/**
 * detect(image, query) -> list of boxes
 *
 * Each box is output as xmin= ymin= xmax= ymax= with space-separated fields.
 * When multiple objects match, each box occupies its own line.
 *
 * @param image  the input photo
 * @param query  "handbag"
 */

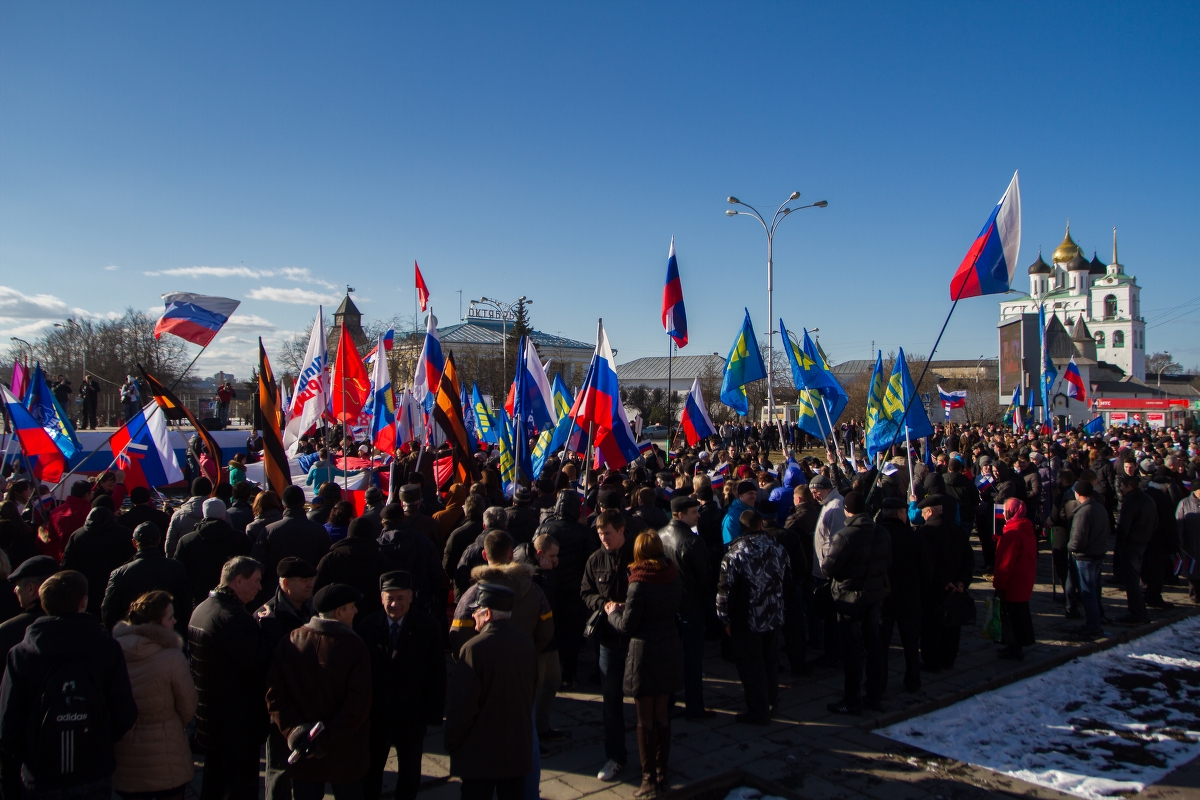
xmin=942 ymin=590 xmax=978 ymax=627
xmin=583 ymin=608 xmax=604 ymax=640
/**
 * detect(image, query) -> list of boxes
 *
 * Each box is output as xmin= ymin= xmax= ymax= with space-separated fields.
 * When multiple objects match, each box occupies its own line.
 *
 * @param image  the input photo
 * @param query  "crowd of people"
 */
xmin=0 ymin=416 xmax=1196 ymax=800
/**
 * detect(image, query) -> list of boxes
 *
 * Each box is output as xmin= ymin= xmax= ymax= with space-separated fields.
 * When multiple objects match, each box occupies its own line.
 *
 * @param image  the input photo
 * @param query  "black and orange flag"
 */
xmin=432 ymin=352 xmax=478 ymax=487
xmin=258 ymin=338 xmax=293 ymax=495
xmin=138 ymin=364 xmax=223 ymax=488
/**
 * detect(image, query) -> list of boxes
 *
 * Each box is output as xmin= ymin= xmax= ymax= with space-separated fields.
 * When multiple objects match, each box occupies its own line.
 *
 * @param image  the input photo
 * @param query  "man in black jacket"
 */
xmin=658 ymin=496 xmax=714 ymax=719
xmin=254 ymin=557 xmax=316 ymax=800
xmin=360 ymin=571 xmax=446 ymax=800
xmin=0 ymin=557 xmax=57 ymax=675
xmin=941 ymin=458 xmax=979 ymax=535
xmin=444 ymin=496 xmax=485 ymax=581
xmin=189 ymin=556 xmax=270 ymax=800
xmin=61 ymin=507 xmax=135 ymax=622
xmin=1115 ymin=475 xmax=1158 ymax=624
xmin=251 ymin=485 xmax=332 ymax=607
xmin=581 ymin=509 xmax=635 ymax=783
xmin=101 ymin=522 xmax=191 ymax=637
xmin=504 ymin=486 xmax=541 ymax=546
xmin=918 ymin=494 xmax=974 ymax=670
xmin=377 ymin=504 xmax=442 ymax=622
xmin=315 ymin=517 xmax=390 ymax=619
xmin=0 ymin=570 xmax=137 ymax=800
xmin=824 ymin=492 xmax=891 ymax=714
xmin=117 ymin=486 xmax=170 ymax=534
xmin=534 ymin=490 xmax=595 ymax=689
xmin=176 ymin=499 xmax=251 ymax=608
xmin=877 ymin=499 xmax=928 ymax=693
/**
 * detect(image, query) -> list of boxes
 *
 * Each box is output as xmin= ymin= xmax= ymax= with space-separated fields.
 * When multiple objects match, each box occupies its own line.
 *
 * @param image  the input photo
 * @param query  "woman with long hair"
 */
xmin=245 ymin=489 xmax=283 ymax=547
xmin=994 ymin=497 xmax=1038 ymax=660
xmin=606 ymin=532 xmax=682 ymax=797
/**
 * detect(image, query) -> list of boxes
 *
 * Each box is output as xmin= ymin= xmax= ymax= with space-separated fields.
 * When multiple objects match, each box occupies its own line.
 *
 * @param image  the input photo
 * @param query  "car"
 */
xmin=642 ymin=424 xmax=668 ymax=437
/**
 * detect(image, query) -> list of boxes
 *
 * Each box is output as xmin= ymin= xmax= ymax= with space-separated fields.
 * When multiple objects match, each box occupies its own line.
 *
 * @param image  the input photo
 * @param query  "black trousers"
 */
xmin=365 ymin=726 xmax=426 ymax=800
xmin=879 ymin=604 xmax=921 ymax=691
xmin=1119 ymin=543 xmax=1148 ymax=620
xmin=200 ymin=745 xmax=261 ymax=800
xmin=459 ymin=777 xmax=525 ymax=800
xmin=555 ymin=603 xmax=586 ymax=683
xmin=920 ymin=598 xmax=961 ymax=669
xmin=837 ymin=604 xmax=883 ymax=709
xmin=1143 ymin=539 xmax=1168 ymax=603
xmin=730 ymin=627 xmax=779 ymax=719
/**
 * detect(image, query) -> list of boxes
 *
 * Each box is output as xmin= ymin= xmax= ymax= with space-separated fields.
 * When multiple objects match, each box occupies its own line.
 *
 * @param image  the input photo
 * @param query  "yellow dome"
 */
xmin=1052 ymin=224 xmax=1081 ymax=263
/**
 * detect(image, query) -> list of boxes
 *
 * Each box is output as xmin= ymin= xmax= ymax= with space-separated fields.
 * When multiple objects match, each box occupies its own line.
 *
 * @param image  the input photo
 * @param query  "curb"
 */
xmin=860 ymin=606 xmax=1200 ymax=732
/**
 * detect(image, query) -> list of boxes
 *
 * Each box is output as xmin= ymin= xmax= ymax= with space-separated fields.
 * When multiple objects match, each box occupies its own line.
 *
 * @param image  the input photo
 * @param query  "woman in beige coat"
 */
xmin=113 ymin=591 xmax=199 ymax=799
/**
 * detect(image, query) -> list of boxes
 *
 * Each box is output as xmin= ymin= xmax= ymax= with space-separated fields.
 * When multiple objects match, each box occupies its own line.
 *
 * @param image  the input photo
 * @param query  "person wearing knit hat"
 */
xmin=175 ymin=496 xmax=248 ymax=609
xmin=266 ymin=583 xmax=372 ymax=797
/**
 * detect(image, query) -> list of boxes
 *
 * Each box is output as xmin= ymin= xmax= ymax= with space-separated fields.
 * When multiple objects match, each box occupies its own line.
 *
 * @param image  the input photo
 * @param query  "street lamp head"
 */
xmin=725 ymin=210 xmax=737 ymax=217
xmin=781 ymin=208 xmax=792 ymax=215
xmin=726 ymin=196 xmax=739 ymax=204
xmin=814 ymin=200 xmax=829 ymax=208
xmin=788 ymin=191 xmax=800 ymax=201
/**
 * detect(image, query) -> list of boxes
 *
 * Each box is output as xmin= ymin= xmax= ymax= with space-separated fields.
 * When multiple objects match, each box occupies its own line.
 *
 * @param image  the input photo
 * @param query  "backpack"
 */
xmin=32 ymin=658 xmax=110 ymax=781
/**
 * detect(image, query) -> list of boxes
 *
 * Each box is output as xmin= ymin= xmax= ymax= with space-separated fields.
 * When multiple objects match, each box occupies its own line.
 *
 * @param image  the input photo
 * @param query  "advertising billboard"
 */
xmin=998 ymin=320 xmax=1023 ymax=399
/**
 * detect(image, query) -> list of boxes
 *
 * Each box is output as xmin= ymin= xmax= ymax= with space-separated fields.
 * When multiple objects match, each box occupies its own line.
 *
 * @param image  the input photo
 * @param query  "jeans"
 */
xmin=837 ymin=604 xmax=883 ymax=709
xmin=1072 ymin=555 xmax=1105 ymax=633
xmin=293 ymin=780 xmax=363 ymax=800
xmin=460 ymin=777 xmax=524 ymax=800
xmin=598 ymin=644 xmax=628 ymax=764
xmin=22 ymin=778 xmax=112 ymax=800
xmin=730 ymin=627 xmax=779 ymax=720
xmin=677 ymin=609 xmax=707 ymax=714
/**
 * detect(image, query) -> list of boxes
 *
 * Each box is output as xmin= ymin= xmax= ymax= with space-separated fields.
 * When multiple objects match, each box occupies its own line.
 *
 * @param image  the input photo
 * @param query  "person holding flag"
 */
xmin=109 ymin=400 xmax=186 ymax=492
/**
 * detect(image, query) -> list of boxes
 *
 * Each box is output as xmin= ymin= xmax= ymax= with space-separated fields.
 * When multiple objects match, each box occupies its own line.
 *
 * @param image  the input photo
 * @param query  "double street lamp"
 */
xmin=471 ymin=296 xmax=531 ymax=383
xmin=725 ymin=192 xmax=827 ymax=427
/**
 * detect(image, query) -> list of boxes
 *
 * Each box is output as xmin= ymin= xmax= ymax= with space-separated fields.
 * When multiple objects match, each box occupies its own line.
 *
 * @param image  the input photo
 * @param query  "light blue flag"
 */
xmin=471 ymin=383 xmax=499 ymax=445
xmin=1039 ymin=304 xmax=1056 ymax=423
xmin=864 ymin=351 xmax=890 ymax=459
xmin=801 ymin=329 xmax=849 ymax=426
xmin=720 ymin=309 xmax=766 ymax=416
xmin=780 ymin=318 xmax=832 ymax=441
xmin=532 ymin=374 xmax=576 ymax=478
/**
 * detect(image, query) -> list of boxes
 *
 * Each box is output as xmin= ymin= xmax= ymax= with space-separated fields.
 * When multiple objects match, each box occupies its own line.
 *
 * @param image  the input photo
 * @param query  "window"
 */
xmin=1095 ymin=331 xmax=1105 ymax=348
xmin=1113 ymin=330 xmax=1125 ymax=348
xmin=1104 ymin=295 xmax=1117 ymax=319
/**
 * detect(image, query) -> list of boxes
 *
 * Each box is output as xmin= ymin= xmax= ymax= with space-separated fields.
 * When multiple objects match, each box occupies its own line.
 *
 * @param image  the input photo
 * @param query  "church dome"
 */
xmin=1088 ymin=251 xmax=1106 ymax=275
xmin=1027 ymin=252 xmax=1052 ymax=275
xmin=1052 ymin=225 xmax=1081 ymax=263
xmin=1065 ymin=251 xmax=1089 ymax=272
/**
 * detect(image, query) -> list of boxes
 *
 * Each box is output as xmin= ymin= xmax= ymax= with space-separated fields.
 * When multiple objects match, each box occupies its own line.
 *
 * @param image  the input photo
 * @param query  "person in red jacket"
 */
xmin=42 ymin=480 xmax=92 ymax=562
xmin=993 ymin=497 xmax=1037 ymax=660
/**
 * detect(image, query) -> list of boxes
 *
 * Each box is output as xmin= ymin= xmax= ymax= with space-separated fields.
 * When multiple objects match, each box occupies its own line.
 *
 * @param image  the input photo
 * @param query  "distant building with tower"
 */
xmin=327 ymin=292 xmax=369 ymax=354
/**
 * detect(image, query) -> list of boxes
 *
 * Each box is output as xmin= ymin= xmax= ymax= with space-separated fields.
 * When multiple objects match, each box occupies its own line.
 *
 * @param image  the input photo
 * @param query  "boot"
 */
xmin=634 ymin=724 xmax=658 ymax=798
xmin=655 ymin=718 xmax=671 ymax=794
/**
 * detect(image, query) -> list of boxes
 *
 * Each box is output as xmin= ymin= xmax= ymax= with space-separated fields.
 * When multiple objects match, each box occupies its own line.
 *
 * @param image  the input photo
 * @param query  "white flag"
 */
xmin=283 ymin=309 xmax=331 ymax=455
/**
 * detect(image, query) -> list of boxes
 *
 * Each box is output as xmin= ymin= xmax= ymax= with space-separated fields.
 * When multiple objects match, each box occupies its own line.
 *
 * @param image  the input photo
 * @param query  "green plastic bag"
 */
xmin=982 ymin=596 xmax=1003 ymax=642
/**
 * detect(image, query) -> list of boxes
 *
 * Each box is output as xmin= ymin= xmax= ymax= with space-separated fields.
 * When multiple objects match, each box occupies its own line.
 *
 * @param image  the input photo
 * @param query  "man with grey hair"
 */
xmin=189 ymin=556 xmax=270 ymax=800
xmin=453 ymin=506 xmax=508 ymax=598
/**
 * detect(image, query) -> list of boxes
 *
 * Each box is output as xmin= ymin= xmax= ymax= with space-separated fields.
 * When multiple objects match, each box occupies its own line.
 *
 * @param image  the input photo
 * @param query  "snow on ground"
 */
xmin=879 ymin=616 xmax=1200 ymax=799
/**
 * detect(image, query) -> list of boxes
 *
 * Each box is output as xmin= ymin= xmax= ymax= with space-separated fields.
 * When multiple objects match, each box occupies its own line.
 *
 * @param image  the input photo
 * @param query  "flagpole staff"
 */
xmin=725 ymin=193 xmax=828 ymax=439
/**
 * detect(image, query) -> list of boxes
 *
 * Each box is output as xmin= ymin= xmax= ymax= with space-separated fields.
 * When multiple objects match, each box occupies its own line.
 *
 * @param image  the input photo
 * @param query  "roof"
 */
xmin=617 ymin=355 xmax=725 ymax=382
xmin=334 ymin=294 xmax=361 ymax=318
xmin=1027 ymin=253 xmax=1052 ymax=275
xmin=1065 ymin=252 xmax=1089 ymax=272
xmin=830 ymin=358 xmax=998 ymax=377
xmin=1088 ymin=253 xmax=1106 ymax=275
xmin=435 ymin=319 xmax=592 ymax=351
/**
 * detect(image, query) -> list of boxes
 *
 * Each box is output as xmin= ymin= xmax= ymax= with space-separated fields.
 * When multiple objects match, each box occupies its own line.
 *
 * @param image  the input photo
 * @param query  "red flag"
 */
xmin=415 ymin=261 xmax=430 ymax=312
xmin=331 ymin=323 xmax=371 ymax=424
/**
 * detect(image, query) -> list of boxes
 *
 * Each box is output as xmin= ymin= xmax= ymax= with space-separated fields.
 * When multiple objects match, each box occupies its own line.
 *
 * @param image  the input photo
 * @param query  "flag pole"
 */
xmin=667 ymin=336 xmax=673 ymax=443
xmin=341 ymin=321 xmax=348 ymax=493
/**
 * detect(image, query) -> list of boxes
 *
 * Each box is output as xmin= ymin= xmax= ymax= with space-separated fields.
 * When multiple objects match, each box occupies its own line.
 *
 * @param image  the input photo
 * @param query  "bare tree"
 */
xmin=1146 ymin=351 xmax=1182 ymax=385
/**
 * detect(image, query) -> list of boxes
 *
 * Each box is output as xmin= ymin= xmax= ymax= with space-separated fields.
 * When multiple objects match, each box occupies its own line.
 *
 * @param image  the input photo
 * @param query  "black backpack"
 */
xmin=33 ymin=658 xmax=110 ymax=780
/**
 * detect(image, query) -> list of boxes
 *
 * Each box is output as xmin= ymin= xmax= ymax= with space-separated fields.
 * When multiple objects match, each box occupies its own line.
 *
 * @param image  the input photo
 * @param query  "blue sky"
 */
xmin=2 ymin=2 xmax=1197 ymax=379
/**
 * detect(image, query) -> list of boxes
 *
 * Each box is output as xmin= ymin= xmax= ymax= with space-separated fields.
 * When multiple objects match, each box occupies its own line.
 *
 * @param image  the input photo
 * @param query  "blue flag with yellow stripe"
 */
xmin=801 ymin=329 xmax=849 ymax=426
xmin=868 ymin=348 xmax=934 ymax=458
xmin=864 ymin=351 xmax=888 ymax=459
xmin=471 ymin=383 xmax=499 ymax=445
xmin=720 ymin=309 xmax=766 ymax=416
xmin=781 ymin=318 xmax=832 ymax=441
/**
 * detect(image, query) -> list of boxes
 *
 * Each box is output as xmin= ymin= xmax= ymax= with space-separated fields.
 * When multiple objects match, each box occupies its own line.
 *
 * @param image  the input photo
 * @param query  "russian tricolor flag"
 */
xmin=680 ymin=378 xmax=716 ymax=446
xmin=1064 ymin=356 xmax=1087 ymax=404
xmin=0 ymin=385 xmax=67 ymax=483
xmin=153 ymin=293 xmax=241 ymax=347
xmin=111 ymin=400 xmax=185 ymax=490
xmin=937 ymin=385 xmax=967 ymax=409
xmin=949 ymin=172 xmax=1021 ymax=300
xmin=412 ymin=310 xmax=444 ymax=413
xmin=365 ymin=333 xmax=397 ymax=453
xmin=661 ymin=237 xmax=688 ymax=348
xmin=572 ymin=320 xmax=642 ymax=470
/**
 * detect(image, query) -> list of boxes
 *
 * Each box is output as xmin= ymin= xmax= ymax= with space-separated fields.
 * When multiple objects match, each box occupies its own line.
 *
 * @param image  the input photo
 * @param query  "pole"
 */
xmin=584 ymin=421 xmax=596 ymax=487
xmin=818 ymin=398 xmax=845 ymax=465
xmin=766 ymin=230 xmax=775 ymax=437
xmin=341 ymin=322 xmax=348 ymax=492
xmin=667 ymin=337 xmax=673 ymax=441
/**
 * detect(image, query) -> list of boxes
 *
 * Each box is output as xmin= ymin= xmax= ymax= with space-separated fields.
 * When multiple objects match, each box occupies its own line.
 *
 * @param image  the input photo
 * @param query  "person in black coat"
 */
xmin=101 ymin=522 xmax=191 ymax=638
xmin=877 ymin=498 xmax=929 ymax=692
xmin=175 ymin=500 xmax=252 ymax=609
xmin=376 ymin=505 xmax=443 ymax=622
xmin=1143 ymin=470 xmax=1182 ymax=609
xmin=0 ymin=557 xmax=57 ymax=678
xmin=250 ymin=485 xmax=332 ymax=607
xmin=359 ymin=571 xmax=446 ymax=800
xmin=0 ymin=502 xmax=40 ymax=575
xmin=658 ymin=497 xmax=714 ymax=718
xmin=60 ymin=507 xmax=135 ymax=621
xmin=0 ymin=570 xmax=137 ymax=800
xmin=315 ymin=517 xmax=390 ymax=619
xmin=188 ymin=556 xmax=270 ymax=800
xmin=504 ymin=487 xmax=542 ymax=546
xmin=444 ymin=497 xmax=485 ymax=581
xmin=253 ymin=557 xmax=316 ymax=800
xmin=534 ymin=490 xmax=596 ymax=688
xmin=917 ymin=495 xmax=974 ymax=671
xmin=117 ymin=487 xmax=171 ymax=538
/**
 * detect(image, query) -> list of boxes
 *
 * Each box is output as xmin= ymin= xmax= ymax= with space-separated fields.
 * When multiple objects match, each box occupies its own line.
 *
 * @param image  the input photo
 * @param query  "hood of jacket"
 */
xmin=329 ymin=534 xmax=378 ymax=558
xmin=21 ymin=613 xmax=110 ymax=659
xmin=553 ymin=490 xmax=582 ymax=520
xmin=84 ymin=507 xmax=116 ymax=532
xmin=470 ymin=561 xmax=535 ymax=599
xmin=194 ymin=517 xmax=236 ymax=542
xmin=782 ymin=461 xmax=806 ymax=490
xmin=178 ymin=495 xmax=206 ymax=521
xmin=113 ymin=620 xmax=183 ymax=663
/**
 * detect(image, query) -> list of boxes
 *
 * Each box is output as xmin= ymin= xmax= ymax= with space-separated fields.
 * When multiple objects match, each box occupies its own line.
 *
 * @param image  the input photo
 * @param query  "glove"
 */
xmin=287 ymin=725 xmax=312 ymax=753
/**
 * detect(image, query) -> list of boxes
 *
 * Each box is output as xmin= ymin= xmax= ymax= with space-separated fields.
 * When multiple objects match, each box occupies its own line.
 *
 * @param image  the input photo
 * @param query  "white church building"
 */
xmin=999 ymin=225 xmax=1144 ymax=381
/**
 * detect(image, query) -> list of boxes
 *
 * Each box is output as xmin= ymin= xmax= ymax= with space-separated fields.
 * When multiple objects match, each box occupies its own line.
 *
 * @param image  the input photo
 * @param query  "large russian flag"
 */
xmin=949 ymin=171 xmax=1021 ymax=300
xmin=680 ymin=378 xmax=716 ymax=446
xmin=412 ymin=310 xmax=444 ymax=413
xmin=572 ymin=320 xmax=641 ymax=470
xmin=661 ymin=237 xmax=688 ymax=348
xmin=153 ymin=293 xmax=241 ymax=347
xmin=111 ymin=400 xmax=185 ymax=490
xmin=1063 ymin=356 xmax=1087 ymax=404
xmin=0 ymin=385 xmax=66 ymax=483
xmin=937 ymin=385 xmax=967 ymax=409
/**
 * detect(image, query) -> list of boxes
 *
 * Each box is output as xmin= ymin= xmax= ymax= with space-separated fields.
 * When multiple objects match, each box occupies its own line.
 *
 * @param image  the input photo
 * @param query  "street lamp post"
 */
xmin=9 ymin=337 xmax=33 ymax=365
xmin=725 ymin=193 xmax=827 ymax=428
xmin=1158 ymin=351 xmax=1171 ymax=388
xmin=470 ymin=296 xmax=531 ymax=383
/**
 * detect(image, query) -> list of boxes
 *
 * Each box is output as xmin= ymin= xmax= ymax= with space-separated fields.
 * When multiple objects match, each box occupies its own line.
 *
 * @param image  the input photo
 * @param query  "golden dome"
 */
xmin=1052 ymin=223 xmax=1081 ymax=263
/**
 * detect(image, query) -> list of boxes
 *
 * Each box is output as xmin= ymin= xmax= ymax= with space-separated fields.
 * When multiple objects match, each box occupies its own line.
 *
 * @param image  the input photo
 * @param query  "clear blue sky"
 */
xmin=2 ymin=2 xmax=1197 ymax=380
